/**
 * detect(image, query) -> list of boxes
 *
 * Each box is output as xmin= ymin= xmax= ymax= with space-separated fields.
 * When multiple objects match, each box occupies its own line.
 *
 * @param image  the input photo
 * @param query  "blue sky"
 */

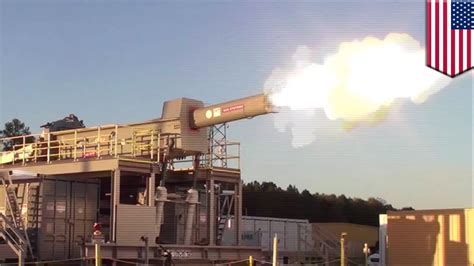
xmin=1 ymin=1 xmax=472 ymax=209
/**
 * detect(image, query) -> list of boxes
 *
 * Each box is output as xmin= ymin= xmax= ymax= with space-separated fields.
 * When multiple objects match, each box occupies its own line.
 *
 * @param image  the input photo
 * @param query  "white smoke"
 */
xmin=265 ymin=33 xmax=452 ymax=147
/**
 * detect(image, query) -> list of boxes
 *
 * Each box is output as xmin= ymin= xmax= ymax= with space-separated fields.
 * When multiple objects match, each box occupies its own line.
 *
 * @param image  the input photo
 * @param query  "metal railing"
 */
xmin=312 ymin=224 xmax=352 ymax=262
xmin=0 ymin=174 xmax=34 ymax=258
xmin=0 ymin=126 xmax=179 ymax=166
xmin=0 ymin=212 xmax=27 ymax=258
xmin=205 ymin=140 xmax=241 ymax=169
xmin=171 ymin=140 xmax=241 ymax=170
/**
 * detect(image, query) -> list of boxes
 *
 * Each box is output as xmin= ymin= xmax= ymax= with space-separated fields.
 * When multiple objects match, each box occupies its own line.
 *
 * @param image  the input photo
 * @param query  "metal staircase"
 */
xmin=216 ymin=217 xmax=227 ymax=245
xmin=0 ymin=175 xmax=34 ymax=259
xmin=216 ymin=190 xmax=235 ymax=245
xmin=26 ymin=184 xmax=40 ymax=255
xmin=0 ymin=212 xmax=28 ymax=263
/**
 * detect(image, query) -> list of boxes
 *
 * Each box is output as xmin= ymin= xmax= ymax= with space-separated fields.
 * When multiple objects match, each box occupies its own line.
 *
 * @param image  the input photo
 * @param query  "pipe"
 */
xmin=192 ymin=94 xmax=273 ymax=128
xmin=192 ymin=155 xmax=200 ymax=188
xmin=340 ymin=232 xmax=347 ymax=266
xmin=160 ymin=159 xmax=168 ymax=187
xmin=155 ymin=186 xmax=167 ymax=240
xmin=95 ymin=243 xmax=101 ymax=266
xmin=141 ymin=236 xmax=149 ymax=265
xmin=272 ymin=234 xmax=278 ymax=266
xmin=183 ymin=188 xmax=199 ymax=245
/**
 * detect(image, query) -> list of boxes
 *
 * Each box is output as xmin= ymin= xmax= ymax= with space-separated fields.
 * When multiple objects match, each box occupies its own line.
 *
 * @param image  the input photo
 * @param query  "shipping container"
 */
xmin=222 ymin=216 xmax=316 ymax=264
xmin=0 ymin=176 xmax=99 ymax=261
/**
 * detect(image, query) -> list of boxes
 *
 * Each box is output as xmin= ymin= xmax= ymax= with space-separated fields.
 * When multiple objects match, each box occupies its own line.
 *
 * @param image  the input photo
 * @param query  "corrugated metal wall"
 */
xmin=387 ymin=208 xmax=474 ymax=266
xmin=37 ymin=179 xmax=98 ymax=260
xmin=159 ymin=201 xmax=187 ymax=244
xmin=196 ymin=190 xmax=208 ymax=245
xmin=222 ymin=216 xmax=313 ymax=253
xmin=69 ymin=181 xmax=98 ymax=258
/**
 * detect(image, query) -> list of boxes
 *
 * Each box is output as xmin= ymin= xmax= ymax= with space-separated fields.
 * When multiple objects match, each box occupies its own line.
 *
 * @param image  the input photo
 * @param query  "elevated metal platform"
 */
xmin=84 ymin=243 xmax=263 ymax=263
xmin=0 ymin=92 xmax=273 ymax=264
xmin=0 ymin=121 xmax=253 ymax=264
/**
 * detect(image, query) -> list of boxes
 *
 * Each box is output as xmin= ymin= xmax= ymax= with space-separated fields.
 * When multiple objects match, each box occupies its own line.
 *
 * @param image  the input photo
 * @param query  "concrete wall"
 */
xmin=386 ymin=208 xmax=474 ymax=266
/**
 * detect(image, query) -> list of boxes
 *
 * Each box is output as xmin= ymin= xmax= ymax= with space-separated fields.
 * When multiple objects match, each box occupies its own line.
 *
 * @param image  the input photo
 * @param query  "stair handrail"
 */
xmin=313 ymin=224 xmax=340 ymax=247
xmin=0 ymin=174 xmax=34 ymax=258
xmin=216 ymin=216 xmax=228 ymax=244
xmin=312 ymin=224 xmax=341 ymax=259
xmin=0 ymin=212 xmax=27 ymax=256
xmin=1 ymin=176 xmax=20 ymax=229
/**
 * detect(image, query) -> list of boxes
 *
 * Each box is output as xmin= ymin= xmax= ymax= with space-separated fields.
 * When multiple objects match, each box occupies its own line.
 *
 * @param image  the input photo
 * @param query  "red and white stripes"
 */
xmin=427 ymin=0 xmax=473 ymax=77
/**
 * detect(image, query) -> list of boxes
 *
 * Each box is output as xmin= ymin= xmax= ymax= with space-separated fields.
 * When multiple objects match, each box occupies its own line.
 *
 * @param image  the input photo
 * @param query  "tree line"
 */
xmin=242 ymin=181 xmax=412 ymax=227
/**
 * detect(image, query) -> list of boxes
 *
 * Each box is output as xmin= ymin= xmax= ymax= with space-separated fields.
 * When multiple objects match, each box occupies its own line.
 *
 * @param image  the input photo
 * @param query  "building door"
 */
xmin=39 ymin=179 xmax=98 ymax=260
xmin=68 ymin=181 xmax=98 ymax=258
xmin=39 ymin=179 xmax=69 ymax=260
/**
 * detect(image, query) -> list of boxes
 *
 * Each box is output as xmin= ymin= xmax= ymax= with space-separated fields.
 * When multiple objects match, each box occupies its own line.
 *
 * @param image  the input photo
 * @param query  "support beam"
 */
xmin=111 ymin=169 xmax=120 ymax=242
xmin=146 ymin=173 xmax=155 ymax=206
xmin=208 ymin=178 xmax=215 ymax=246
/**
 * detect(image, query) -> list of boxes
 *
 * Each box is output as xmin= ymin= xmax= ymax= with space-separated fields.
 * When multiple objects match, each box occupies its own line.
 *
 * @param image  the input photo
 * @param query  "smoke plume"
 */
xmin=265 ymin=33 xmax=451 ymax=147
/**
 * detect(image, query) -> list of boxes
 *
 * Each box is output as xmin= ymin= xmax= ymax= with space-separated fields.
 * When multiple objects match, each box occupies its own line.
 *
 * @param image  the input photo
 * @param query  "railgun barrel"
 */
xmin=192 ymin=93 xmax=274 ymax=128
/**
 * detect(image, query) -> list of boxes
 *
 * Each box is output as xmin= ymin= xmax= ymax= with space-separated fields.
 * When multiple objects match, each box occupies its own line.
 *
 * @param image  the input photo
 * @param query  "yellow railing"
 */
xmin=171 ymin=140 xmax=241 ymax=170
xmin=0 ymin=126 xmax=178 ymax=166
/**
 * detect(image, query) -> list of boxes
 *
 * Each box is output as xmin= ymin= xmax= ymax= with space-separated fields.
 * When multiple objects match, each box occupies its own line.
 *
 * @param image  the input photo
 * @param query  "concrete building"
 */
xmin=379 ymin=208 xmax=474 ymax=265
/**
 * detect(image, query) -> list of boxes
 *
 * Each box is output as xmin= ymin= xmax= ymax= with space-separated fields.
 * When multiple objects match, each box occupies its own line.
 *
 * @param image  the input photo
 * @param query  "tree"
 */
xmin=0 ymin=119 xmax=35 ymax=151
xmin=261 ymin=182 xmax=280 ymax=192
xmin=301 ymin=189 xmax=311 ymax=198
xmin=286 ymin=184 xmax=299 ymax=194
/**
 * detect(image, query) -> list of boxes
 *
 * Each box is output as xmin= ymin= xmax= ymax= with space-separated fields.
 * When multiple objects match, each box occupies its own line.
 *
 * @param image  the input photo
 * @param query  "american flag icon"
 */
xmin=427 ymin=0 xmax=473 ymax=77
